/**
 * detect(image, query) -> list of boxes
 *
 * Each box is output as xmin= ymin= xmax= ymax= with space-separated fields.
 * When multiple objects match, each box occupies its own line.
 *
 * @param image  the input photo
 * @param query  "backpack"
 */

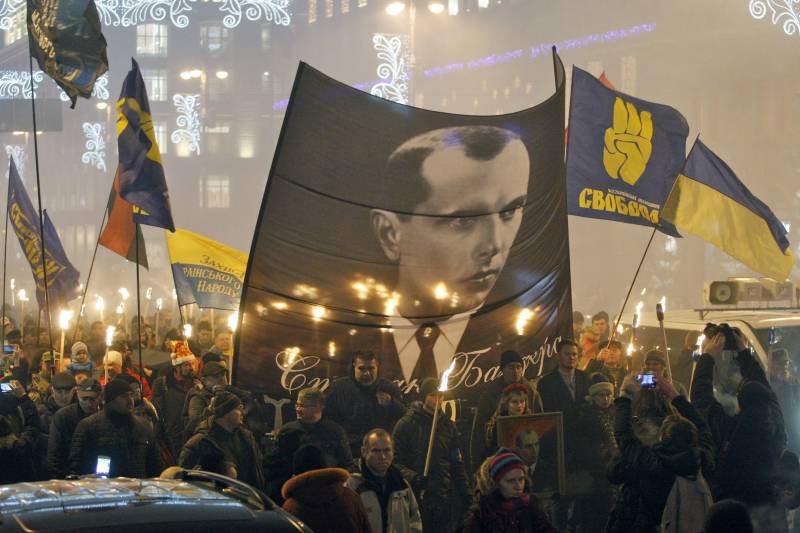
xmin=660 ymin=472 xmax=713 ymax=533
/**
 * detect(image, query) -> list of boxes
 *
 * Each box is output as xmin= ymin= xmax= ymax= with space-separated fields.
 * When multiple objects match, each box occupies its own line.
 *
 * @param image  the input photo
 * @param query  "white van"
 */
xmin=617 ymin=308 xmax=800 ymax=382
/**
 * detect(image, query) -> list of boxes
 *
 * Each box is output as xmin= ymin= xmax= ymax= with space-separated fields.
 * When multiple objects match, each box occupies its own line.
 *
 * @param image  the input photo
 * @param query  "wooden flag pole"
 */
xmin=72 ymin=207 xmax=108 ymax=340
xmin=134 ymin=224 xmax=144 ymax=397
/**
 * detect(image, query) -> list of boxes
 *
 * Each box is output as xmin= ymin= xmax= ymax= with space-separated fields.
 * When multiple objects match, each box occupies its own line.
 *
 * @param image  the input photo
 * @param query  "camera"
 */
xmin=96 ymin=456 xmax=111 ymax=476
xmin=636 ymin=372 xmax=657 ymax=389
xmin=2 ymin=345 xmax=16 ymax=355
xmin=0 ymin=382 xmax=12 ymax=393
xmin=703 ymin=322 xmax=738 ymax=351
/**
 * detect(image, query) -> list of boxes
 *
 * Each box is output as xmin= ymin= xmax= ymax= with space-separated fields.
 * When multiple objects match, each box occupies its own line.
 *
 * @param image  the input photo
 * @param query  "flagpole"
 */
xmin=134 ymin=223 xmax=144 ymax=398
xmin=608 ymin=226 xmax=658 ymax=346
xmin=27 ymin=55 xmax=54 ymax=355
xmin=1 ymin=173 xmax=9 ymax=348
xmin=72 ymin=208 xmax=108 ymax=340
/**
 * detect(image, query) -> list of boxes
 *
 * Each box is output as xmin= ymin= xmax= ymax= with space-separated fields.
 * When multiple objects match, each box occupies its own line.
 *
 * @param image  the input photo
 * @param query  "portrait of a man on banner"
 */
xmin=236 ymin=51 xmax=573 ymax=402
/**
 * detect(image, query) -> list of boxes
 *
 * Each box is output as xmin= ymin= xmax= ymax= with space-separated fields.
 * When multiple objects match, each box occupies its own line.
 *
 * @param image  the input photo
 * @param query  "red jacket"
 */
xmin=282 ymin=468 xmax=372 ymax=533
xmin=100 ymin=368 xmax=152 ymax=399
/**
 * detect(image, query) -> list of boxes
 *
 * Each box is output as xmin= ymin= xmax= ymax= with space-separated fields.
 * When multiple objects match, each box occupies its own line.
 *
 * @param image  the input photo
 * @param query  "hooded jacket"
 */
xmin=282 ymin=467 xmax=372 ymax=533
xmin=605 ymin=395 xmax=714 ymax=533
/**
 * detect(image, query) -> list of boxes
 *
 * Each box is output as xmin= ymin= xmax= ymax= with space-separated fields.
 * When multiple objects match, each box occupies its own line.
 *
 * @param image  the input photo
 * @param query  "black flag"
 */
xmin=27 ymin=0 xmax=109 ymax=108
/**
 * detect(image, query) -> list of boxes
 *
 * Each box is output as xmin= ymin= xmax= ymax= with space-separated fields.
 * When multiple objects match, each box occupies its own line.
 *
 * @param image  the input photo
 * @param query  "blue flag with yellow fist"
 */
xmin=566 ymin=67 xmax=688 ymax=236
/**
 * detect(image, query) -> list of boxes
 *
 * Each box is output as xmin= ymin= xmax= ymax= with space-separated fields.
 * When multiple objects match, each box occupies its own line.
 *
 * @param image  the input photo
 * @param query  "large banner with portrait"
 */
xmin=235 ymin=50 xmax=572 ymax=403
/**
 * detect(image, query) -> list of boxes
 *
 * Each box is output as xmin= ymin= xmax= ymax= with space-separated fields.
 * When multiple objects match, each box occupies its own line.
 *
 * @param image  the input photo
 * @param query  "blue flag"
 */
xmin=7 ymin=159 xmax=80 ymax=309
xmin=116 ymin=58 xmax=175 ymax=232
xmin=566 ymin=67 xmax=688 ymax=236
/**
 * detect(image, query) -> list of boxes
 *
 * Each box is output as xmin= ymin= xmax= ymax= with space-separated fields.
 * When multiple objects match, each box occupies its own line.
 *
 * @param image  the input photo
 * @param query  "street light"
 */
xmin=386 ymin=1 xmax=405 ymax=15
xmin=428 ymin=1 xmax=445 ymax=13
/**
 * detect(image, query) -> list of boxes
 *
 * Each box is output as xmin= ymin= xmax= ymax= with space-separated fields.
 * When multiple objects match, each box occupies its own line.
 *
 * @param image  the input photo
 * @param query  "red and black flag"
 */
xmin=98 ymin=170 xmax=148 ymax=269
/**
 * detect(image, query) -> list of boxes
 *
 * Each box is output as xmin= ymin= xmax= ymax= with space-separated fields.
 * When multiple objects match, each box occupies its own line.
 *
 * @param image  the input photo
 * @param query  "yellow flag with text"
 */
xmin=165 ymin=228 xmax=248 ymax=310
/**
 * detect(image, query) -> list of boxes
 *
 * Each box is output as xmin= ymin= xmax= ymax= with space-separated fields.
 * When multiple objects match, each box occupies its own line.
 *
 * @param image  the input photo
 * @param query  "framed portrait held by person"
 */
xmin=496 ymin=411 xmax=565 ymax=497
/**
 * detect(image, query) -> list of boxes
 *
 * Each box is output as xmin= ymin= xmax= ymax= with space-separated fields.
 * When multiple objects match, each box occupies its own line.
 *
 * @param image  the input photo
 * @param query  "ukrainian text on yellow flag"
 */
xmin=166 ymin=228 xmax=248 ymax=310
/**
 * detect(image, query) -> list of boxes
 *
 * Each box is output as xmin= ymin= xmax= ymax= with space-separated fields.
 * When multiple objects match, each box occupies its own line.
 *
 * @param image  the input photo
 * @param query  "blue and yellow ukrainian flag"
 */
xmin=116 ymin=58 xmax=175 ymax=232
xmin=662 ymin=140 xmax=793 ymax=280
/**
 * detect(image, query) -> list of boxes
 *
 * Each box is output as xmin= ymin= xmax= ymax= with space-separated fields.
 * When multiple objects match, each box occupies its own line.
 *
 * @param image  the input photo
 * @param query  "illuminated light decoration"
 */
xmin=1 ymin=0 xmax=289 ymax=29
xmin=0 ymin=0 xmax=24 ymax=30
xmin=171 ymin=94 xmax=201 ymax=155
xmin=428 ymin=1 xmax=445 ymax=14
xmin=328 ymin=341 xmax=336 ymax=357
xmin=423 ymin=23 xmax=657 ymax=78
xmin=60 ymin=72 xmax=109 ymax=102
xmin=81 ymin=122 xmax=107 ymax=172
xmin=272 ymin=301 xmax=288 ymax=309
xmin=749 ymin=0 xmax=800 ymax=36
xmin=311 ymin=305 xmax=326 ymax=321
xmin=272 ymin=23 xmax=656 ymax=111
xmin=5 ymin=145 xmax=25 ymax=179
xmin=370 ymin=34 xmax=409 ymax=104
xmin=0 ymin=70 xmax=43 ymax=99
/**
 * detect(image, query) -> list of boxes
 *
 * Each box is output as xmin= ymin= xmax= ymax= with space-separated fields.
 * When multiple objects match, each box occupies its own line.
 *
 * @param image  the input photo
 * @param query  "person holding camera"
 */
xmin=606 ymin=374 xmax=714 ymax=533
xmin=691 ymin=324 xmax=787 ymax=510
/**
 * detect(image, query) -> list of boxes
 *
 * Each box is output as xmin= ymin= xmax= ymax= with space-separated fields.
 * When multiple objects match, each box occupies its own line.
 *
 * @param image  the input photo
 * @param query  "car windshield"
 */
xmin=754 ymin=325 xmax=800 ymax=372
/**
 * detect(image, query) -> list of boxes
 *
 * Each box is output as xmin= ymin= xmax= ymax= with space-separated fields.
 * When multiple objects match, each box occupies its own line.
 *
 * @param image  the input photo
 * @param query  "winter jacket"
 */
xmin=178 ymin=420 xmax=265 ymax=490
xmin=460 ymin=491 xmax=557 ymax=533
xmin=282 ymin=467 xmax=373 ymax=533
xmin=0 ymin=395 xmax=41 ymax=485
xmin=182 ymin=384 xmax=212 ymax=441
xmin=605 ymin=395 xmax=714 ymax=533
xmin=68 ymin=407 xmax=161 ymax=478
xmin=151 ymin=372 xmax=194 ymax=457
xmin=100 ymin=368 xmax=152 ymax=399
xmin=470 ymin=378 xmax=543 ymax=472
xmin=348 ymin=459 xmax=422 ymax=533
xmin=393 ymin=402 xmax=470 ymax=532
xmin=690 ymin=350 xmax=786 ymax=505
xmin=46 ymin=402 xmax=92 ymax=478
xmin=325 ymin=376 xmax=406 ymax=456
xmin=37 ymin=394 xmax=71 ymax=435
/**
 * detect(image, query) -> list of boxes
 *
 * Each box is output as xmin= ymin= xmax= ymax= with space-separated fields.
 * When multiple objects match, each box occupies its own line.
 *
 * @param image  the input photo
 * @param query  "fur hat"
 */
xmin=419 ymin=378 xmax=439 ymax=399
xmin=170 ymin=341 xmax=196 ymax=367
xmin=103 ymin=350 xmax=123 ymax=366
xmin=588 ymin=381 xmax=614 ymax=397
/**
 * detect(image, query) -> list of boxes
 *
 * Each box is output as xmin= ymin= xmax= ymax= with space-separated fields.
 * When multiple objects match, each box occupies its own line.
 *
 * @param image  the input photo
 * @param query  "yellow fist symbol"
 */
xmin=603 ymin=96 xmax=653 ymax=186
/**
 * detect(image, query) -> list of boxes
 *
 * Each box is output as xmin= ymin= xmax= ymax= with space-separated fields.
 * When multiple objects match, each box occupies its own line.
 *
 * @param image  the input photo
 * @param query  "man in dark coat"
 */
xmin=537 ymin=339 xmax=590 ymax=415
xmin=0 ymin=380 xmax=41 ymax=484
xmin=68 ymin=378 xmax=161 ymax=478
xmin=266 ymin=387 xmax=353 ymax=502
xmin=37 ymin=371 xmax=77 ymax=434
xmin=46 ymin=378 xmax=101 ymax=478
xmin=691 ymin=329 xmax=786 ymax=507
xmin=469 ymin=349 xmax=543 ymax=474
xmin=325 ymin=350 xmax=406 ymax=457
xmin=606 ymin=377 xmax=714 ymax=533
xmin=182 ymin=360 xmax=228 ymax=442
xmin=393 ymin=378 xmax=470 ymax=533
xmin=178 ymin=389 xmax=265 ymax=489
xmin=152 ymin=345 xmax=199 ymax=457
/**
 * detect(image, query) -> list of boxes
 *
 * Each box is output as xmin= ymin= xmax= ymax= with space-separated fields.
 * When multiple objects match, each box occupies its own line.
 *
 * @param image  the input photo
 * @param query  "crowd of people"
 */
xmin=0 ymin=308 xmax=798 ymax=533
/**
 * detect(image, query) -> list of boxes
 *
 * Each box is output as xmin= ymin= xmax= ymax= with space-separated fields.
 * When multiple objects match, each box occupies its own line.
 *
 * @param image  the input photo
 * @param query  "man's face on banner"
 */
xmin=373 ymin=131 xmax=530 ymax=316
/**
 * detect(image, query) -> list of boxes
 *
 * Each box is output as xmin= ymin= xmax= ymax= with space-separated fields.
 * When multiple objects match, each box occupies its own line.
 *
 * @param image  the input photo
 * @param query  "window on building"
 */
xmin=204 ymin=121 xmax=231 ymax=154
xmin=4 ymin=11 xmax=26 ymax=46
xmin=199 ymin=177 xmax=230 ymax=208
xmin=153 ymin=121 xmax=168 ymax=152
xmin=136 ymin=24 xmax=168 ymax=56
xmin=142 ymin=69 xmax=168 ymax=101
xmin=261 ymin=28 xmax=271 ymax=51
xmin=357 ymin=0 xmax=367 ymax=6
xmin=200 ymin=24 xmax=229 ymax=53
xmin=325 ymin=0 xmax=334 ymax=17
xmin=308 ymin=0 xmax=317 ymax=23
xmin=341 ymin=0 xmax=350 ymax=13
xmin=208 ymin=76 xmax=232 ymax=101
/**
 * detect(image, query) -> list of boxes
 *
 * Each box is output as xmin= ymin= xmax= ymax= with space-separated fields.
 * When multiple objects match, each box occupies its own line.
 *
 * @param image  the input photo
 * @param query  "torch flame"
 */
xmin=105 ymin=326 xmax=115 ymax=347
xmin=438 ymin=359 xmax=457 ymax=392
xmin=627 ymin=342 xmax=635 ymax=356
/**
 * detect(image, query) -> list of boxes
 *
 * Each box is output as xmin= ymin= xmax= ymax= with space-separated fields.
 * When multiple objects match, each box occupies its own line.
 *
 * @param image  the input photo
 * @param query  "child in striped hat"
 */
xmin=461 ymin=448 xmax=557 ymax=532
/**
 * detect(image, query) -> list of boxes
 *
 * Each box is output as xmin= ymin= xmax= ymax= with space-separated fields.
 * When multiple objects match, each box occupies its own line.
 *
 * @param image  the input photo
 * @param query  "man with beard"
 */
xmin=68 ymin=378 xmax=160 ymax=478
xmin=152 ymin=342 xmax=199 ymax=458
xmin=325 ymin=350 xmax=406 ymax=457
xmin=47 ymin=378 xmax=101 ymax=478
